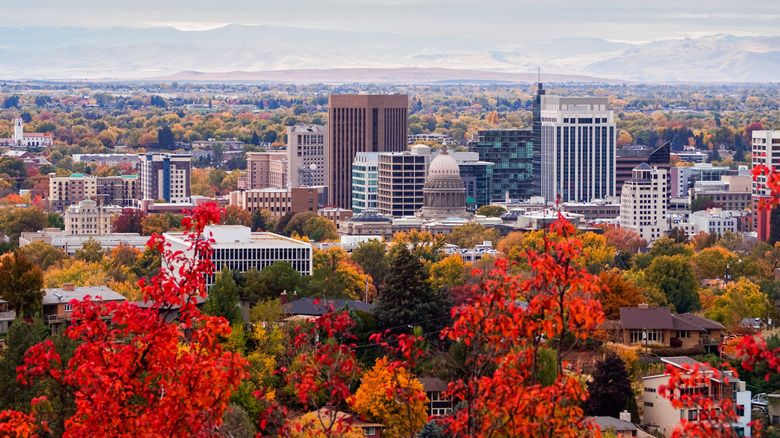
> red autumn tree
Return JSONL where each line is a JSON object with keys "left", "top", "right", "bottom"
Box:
{"left": 439, "top": 217, "right": 605, "bottom": 438}
{"left": 4, "top": 203, "right": 248, "bottom": 437}
{"left": 112, "top": 207, "right": 146, "bottom": 234}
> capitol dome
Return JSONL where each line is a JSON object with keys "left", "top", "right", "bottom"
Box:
{"left": 428, "top": 150, "right": 461, "bottom": 178}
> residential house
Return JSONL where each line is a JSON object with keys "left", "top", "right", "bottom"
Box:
{"left": 590, "top": 414, "right": 638, "bottom": 437}
{"left": 419, "top": 377, "right": 454, "bottom": 418}
{"left": 43, "top": 284, "right": 127, "bottom": 330}
{"left": 643, "top": 356, "right": 751, "bottom": 437}
{"left": 619, "top": 306, "right": 725, "bottom": 351}
{"left": 281, "top": 296, "right": 374, "bottom": 317}
{"left": 308, "top": 409, "right": 385, "bottom": 437}
{"left": 0, "top": 299, "right": 15, "bottom": 335}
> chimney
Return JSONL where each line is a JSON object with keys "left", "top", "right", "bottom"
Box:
{"left": 63, "top": 283, "right": 75, "bottom": 291}
{"left": 280, "top": 290, "right": 288, "bottom": 305}
{"left": 619, "top": 410, "right": 631, "bottom": 423}
{"left": 638, "top": 303, "right": 649, "bottom": 309}
{"left": 292, "top": 291, "right": 298, "bottom": 302}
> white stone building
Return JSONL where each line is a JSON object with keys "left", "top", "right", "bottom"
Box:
{"left": 164, "top": 225, "right": 312, "bottom": 288}
{"left": 620, "top": 163, "right": 668, "bottom": 243}
{"left": 64, "top": 199, "right": 116, "bottom": 235}
{"left": 2, "top": 118, "right": 54, "bottom": 147}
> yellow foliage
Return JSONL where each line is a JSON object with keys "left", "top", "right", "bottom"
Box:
{"left": 287, "top": 411, "right": 365, "bottom": 438}
{"left": 602, "top": 343, "right": 641, "bottom": 378}
{"left": 351, "top": 357, "right": 428, "bottom": 438}
{"left": 430, "top": 253, "right": 471, "bottom": 289}
{"left": 44, "top": 259, "right": 110, "bottom": 288}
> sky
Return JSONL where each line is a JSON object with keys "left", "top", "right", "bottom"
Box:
{"left": 6, "top": 0, "right": 780, "bottom": 43}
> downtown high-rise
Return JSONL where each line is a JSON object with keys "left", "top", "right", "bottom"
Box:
{"left": 533, "top": 84, "right": 616, "bottom": 203}
{"left": 327, "top": 94, "right": 408, "bottom": 209}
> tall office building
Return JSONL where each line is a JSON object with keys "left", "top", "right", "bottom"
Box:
{"left": 287, "top": 124, "right": 328, "bottom": 188}
{"left": 752, "top": 130, "right": 780, "bottom": 240}
{"left": 138, "top": 153, "right": 191, "bottom": 203}
{"left": 615, "top": 143, "right": 670, "bottom": 198}
{"left": 620, "top": 163, "right": 668, "bottom": 243}
{"left": 377, "top": 151, "right": 428, "bottom": 217}
{"left": 534, "top": 84, "right": 616, "bottom": 203}
{"left": 352, "top": 152, "right": 380, "bottom": 213}
{"left": 328, "top": 94, "right": 408, "bottom": 209}
{"left": 468, "top": 129, "right": 533, "bottom": 202}
{"left": 247, "top": 152, "right": 288, "bottom": 189}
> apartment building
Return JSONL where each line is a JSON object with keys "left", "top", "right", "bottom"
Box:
{"left": 64, "top": 199, "right": 114, "bottom": 235}
{"left": 49, "top": 173, "right": 139, "bottom": 211}
{"left": 247, "top": 152, "right": 288, "bottom": 189}
{"left": 138, "top": 153, "right": 191, "bottom": 203}
{"left": 620, "top": 164, "right": 668, "bottom": 243}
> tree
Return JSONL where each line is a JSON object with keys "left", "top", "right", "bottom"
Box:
{"left": 204, "top": 267, "right": 243, "bottom": 325}
{"left": 597, "top": 269, "right": 643, "bottom": 319}
{"left": 157, "top": 126, "right": 175, "bottom": 148}
{"left": 352, "top": 357, "right": 428, "bottom": 438}
{"left": 633, "top": 236, "right": 694, "bottom": 270}
{"left": 74, "top": 237, "right": 105, "bottom": 263}
{"left": 0, "top": 250, "right": 44, "bottom": 316}
{"left": 112, "top": 208, "right": 146, "bottom": 234}
{"left": 351, "top": 239, "right": 389, "bottom": 290}
{"left": 373, "top": 245, "right": 451, "bottom": 336}
{"left": 447, "top": 223, "right": 499, "bottom": 249}
{"left": 221, "top": 205, "right": 252, "bottom": 227}
{"left": 0, "top": 206, "right": 48, "bottom": 243}
{"left": 705, "top": 278, "right": 770, "bottom": 328}
{"left": 6, "top": 203, "right": 249, "bottom": 436}
{"left": 251, "top": 208, "right": 274, "bottom": 232}
{"left": 602, "top": 226, "right": 647, "bottom": 253}
{"left": 691, "top": 196, "right": 721, "bottom": 212}
{"left": 668, "top": 227, "right": 689, "bottom": 244}
{"left": 476, "top": 205, "right": 506, "bottom": 217}
{"left": 644, "top": 255, "right": 700, "bottom": 313}
{"left": 692, "top": 246, "right": 739, "bottom": 280}
{"left": 302, "top": 216, "right": 338, "bottom": 242}
{"left": 283, "top": 211, "right": 318, "bottom": 237}
{"left": 586, "top": 353, "right": 633, "bottom": 418}
{"left": 47, "top": 212, "right": 64, "bottom": 230}
{"left": 439, "top": 218, "right": 604, "bottom": 438}
{"left": 251, "top": 261, "right": 305, "bottom": 300}
{"left": 141, "top": 214, "right": 174, "bottom": 235}
{"left": 21, "top": 241, "right": 67, "bottom": 271}
{"left": 212, "top": 142, "right": 225, "bottom": 167}
{"left": 430, "top": 253, "right": 469, "bottom": 289}
{"left": 0, "top": 316, "right": 49, "bottom": 413}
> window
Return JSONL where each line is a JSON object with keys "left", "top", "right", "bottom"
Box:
{"left": 736, "top": 405, "right": 745, "bottom": 417}
{"left": 65, "top": 304, "right": 73, "bottom": 312}
{"left": 363, "top": 427, "right": 376, "bottom": 436}
{"left": 644, "top": 402, "right": 653, "bottom": 407}
{"left": 644, "top": 387, "right": 656, "bottom": 393}
{"left": 688, "top": 409, "right": 698, "bottom": 421}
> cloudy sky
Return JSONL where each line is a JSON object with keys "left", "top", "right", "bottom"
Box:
{"left": 6, "top": 0, "right": 780, "bottom": 43}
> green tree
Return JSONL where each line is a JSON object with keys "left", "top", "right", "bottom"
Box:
{"left": 250, "top": 261, "right": 306, "bottom": 300}
{"left": 705, "top": 278, "right": 770, "bottom": 328}
{"left": 302, "top": 216, "right": 338, "bottom": 242}
{"left": 476, "top": 205, "right": 507, "bottom": 217}
{"left": 586, "top": 353, "right": 633, "bottom": 418}
{"left": 251, "top": 208, "right": 274, "bottom": 232}
{"left": 47, "top": 212, "right": 65, "bottom": 230}
{"left": 0, "top": 316, "right": 49, "bottom": 412}
{"left": 351, "top": 239, "right": 390, "bottom": 287}
{"left": 447, "top": 222, "right": 500, "bottom": 248}
{"left": 204, "top": 267, "right": 243, "bottom": 325}
{"left": 373, "top": 245, "right": 451, "bottom": 336}
{"left": 0, "top": 206, "right": 48, "bottom": 243}
{"left": 21, "top": 240, "right": 68, "bottom": 271}
{"left": 283, "top": 211, "right": 318, "bottom": 237}
{"left": 644, "top": 254, "right": 700, "bottom": 313}
{"left": 0, "top": 250, "right": 44, "bottom": 315}
{"left": 74, "top": 237, "right": 105, "bottom": 263}
{"left": 633, "top": 236, "right": 694, "bottom": 270}
{"left": 212, "top": 142, "right": 225, "bottom": 168}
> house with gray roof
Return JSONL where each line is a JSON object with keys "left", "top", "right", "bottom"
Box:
{"left": 43, "top": 284, "right": 126, "bottom": 329}
{"left": 619, "top": 305, "right": 725, "bottom": 350}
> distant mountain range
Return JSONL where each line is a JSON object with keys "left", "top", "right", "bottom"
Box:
{"left": 1, "top": 25, "right": 778, "bottom": 83}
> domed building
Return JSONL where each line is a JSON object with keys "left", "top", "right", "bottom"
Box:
{"left": 416, "top": 147, "right": 472, "bottom": 220}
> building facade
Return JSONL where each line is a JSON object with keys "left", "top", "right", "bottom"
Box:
{"left": 229, "top": 187, "right": 318, "bottom": 217}
{"left": 73, "top": 154, "right": 140, "bottom": 168}
{"left": 164, "top": 225, "right": 313, "bottom": 288}
{"left": 20, "top": 229, "right": 148, "bottom": 255}
{"left": 138, "top": 153, "right": 191, "bottom": 203}
{"left": 620, "top": 163, "right": 668, "bottom": 243}
{"left": 2, "top": 118, "right": 55, "bottom": 147}
{"left": 535, "top": 87, "right": 616, "bottom": 203}
{"left": 64, "top": 199, "right": 113, "bottom": 235}
{"left": 615, "top": 143, "right": 670, "bottom": 199}
{"left": 752, "top": 130, "right": 780, "bottom": 240}
{"left": 417, "top": 148, "right": 470, "bottom": 220}
{"left": 49, "top": 173, "right": 139, "bottom": 211}
{"left": 351, "top": 152, "right": 380, "bottom": 213}
{"left": 377, "top": 151, "right": 428, "bottom": 217}
{"left": 468, "top": 129, "right": 532, "bottom": 202}
{"left": 247, "top": 152, "right": 288, "bottom": 189}
{"left": 287, "top": 124, "right": 328, "bottom": 188}
{"left": 328, "top": 94, "right": 408, "bottom": 209}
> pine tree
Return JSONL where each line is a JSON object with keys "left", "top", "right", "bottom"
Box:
{"left": 586, "top": 353, "right": 633, "bottom": 418}
{"left": 373, "top": 245, "right": 451, "bottom": 336}
{"left": 203, "top": 267, "right": 242, "bottom": 324}
{"left": 769, "top": 207, "right": 780, "bottom": 246}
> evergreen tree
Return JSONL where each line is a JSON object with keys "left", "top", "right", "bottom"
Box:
{"left": 203, "top": 267, "right": 242, "bottom": 325}
{"left": 373, "top": 245, "right": 451, "bottom": 336}
{"left": 587, "top": 353, "right": 633, "bottom": 418}
{"left": 0, "top": 316, "right": 48, "bottom": 412}
{"left": 250, "top": 131, "right": 260, "bottom": 146}
{"left": 157, "top": 126, "right": 175, "bottom": 148}
{"left": 769, "top": 207, "right": 780, "bottom": 246}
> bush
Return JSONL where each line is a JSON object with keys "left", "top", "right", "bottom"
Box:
{"left": 651, "top": 345, "right": 704, "bottom": 357}
{"left": 670, "top": 337, "right": 683, "bottom": 348}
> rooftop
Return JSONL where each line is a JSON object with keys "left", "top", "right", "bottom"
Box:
{"left": 43, "top": 285, "right": 126, "bottom": 306}
{"left": 282, "top": 297, "right": 375, "bottom": 316}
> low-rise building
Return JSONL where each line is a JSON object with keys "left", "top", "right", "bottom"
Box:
{"left": 49, "top": 173, "right": 139, "bottom": 211}
{"left": 229, "top": 187, "right": 318, "bottom": 217}
{"left": 43, "top": 284, "right": 127, "bottom": 330}
{"left": 164, "top": 225, "right": 313, "bottom": 288}
{"left": 72, "top": 154, "right": 140, "bottom": 167}
{"left": 20, "top": 229, "right": 148, "bottom": 255}
{"left": 619, "top": 306, "right": 725, "bottom": 350}
{"left": 317, "top": 207, "right": 353, "bottom": 228}
{"left": 64, "top": 199, "right": 115, "bottom": 235}
{"left": 643, "top": 356, "right": 751, "bottom": 437}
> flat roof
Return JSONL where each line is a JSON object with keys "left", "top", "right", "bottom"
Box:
{"left": 43, "top": 285, "right": 126, "bottom": 305}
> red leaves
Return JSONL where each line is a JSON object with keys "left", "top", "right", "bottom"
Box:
{"left": 6, "top": 203, "right": 248, "bottom": 437}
